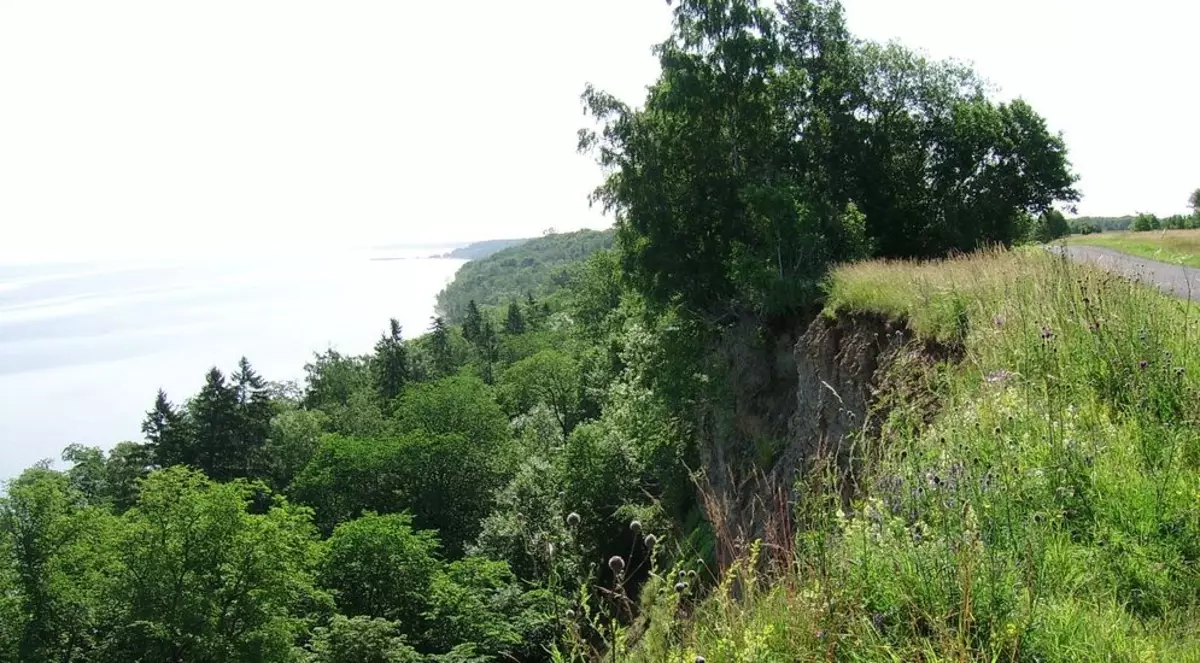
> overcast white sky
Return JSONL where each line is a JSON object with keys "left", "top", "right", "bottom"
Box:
{"left": 1, "top": 1, "right": 1196, "bottom": 263}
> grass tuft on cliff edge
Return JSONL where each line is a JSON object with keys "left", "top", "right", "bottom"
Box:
{"left": 619, "top": 248, "right": 1200, "bottom": 662}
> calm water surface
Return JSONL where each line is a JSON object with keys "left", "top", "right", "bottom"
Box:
{"left": 0, "top": 248, "right": 464, "bottom": 479}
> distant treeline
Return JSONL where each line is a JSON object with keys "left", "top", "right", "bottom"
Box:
{"left": 435, "top": 229, "right": 614, "bottom": 323}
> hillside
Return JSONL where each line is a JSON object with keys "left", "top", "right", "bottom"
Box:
{"left": 432, "top": 238, "right": 530, "bottom": 260}
{"left": 435, "top": 228, "right": 614, "bottom": 323}
{"left": 616, "top": 248, "right": 1200, "bottom": 660}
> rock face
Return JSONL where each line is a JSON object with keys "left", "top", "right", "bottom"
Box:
{"left": 699, "top": 311, "right": 959, "bottom": 564}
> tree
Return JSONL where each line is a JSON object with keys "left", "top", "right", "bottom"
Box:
{"left": 62, "top": 442, "right": 151, "bottom": 512}
{"left": 1189, "top": 188, "right": 1200, "bottom": 217}
{"left": 393, "top": 376, "right": 510, "bottom": 448}
{"left": 142, "top": 389, "right": 191, "bottom": 468}
{"left": 99, "top": 468, "right": 321, "bottom": 662}
{"left": 428, "top": 316, "right": 454, "bottom": 377}
{"left": 1132, "top": 212, "right": 1161, "bottom": 232}
{"left": 263, "top": 407, "right": 328, "bottom": 491}
{"left": 373, "top": 319, "right": 410, "bottom": 404}
{"left": 462, "top": 301, "right": 483, "bottom": 346}
{"left": 232, "top": 356, "right": 273, "bottom": 475}
{"left": 318, "top": 513, "right": 440, "bottom": 627}
{"left": 303, "top": 349, "right": 373, "bottom": 413}
{"left": 0, "top": 468, "right": 118, "bottom": 662}
{"left": 499, "top": 350, "right": 582, "bottom": 440}
{"left": 290, "top": 432, "right": 504, "bottom": 556}
{"left": 187, "top": 367, "right": 244, "bottom": 481}
{"left": 504, "top": 300, "right": 526, "bottom": 335}
{"left": 580, "top": 0, "right": 1078, "bottom": 320}
{"left": 303, "top": 616, "right": 420, "bottom": 663}
{"left": 1033, "top": 209, "right": 1071, "bottom": 242}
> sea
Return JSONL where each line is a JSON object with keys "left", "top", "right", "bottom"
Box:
{"left": 0, "top": 246, "right": 466, "bottom": 481}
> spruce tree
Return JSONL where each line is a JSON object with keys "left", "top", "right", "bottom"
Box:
{"left": 430, "top": 316, "right": 454, "bottom": 377}
{"left": 232, "top": 357, "right": 272, "bottom": 477}
{"left": 189, "top": 367, "right": 241, "bottom": 481}
{"left": 462, "top": 300, "right": 483, "bottom": 345}
{"left": 142, "top": 389, "right": 192, "bottom": 468}
{"left": 373, "top": 318, "right": 410, "bottom": 403}
{"left": 504, "top": 300, "right": 526, "bottom": 335}
{"left": 478, "top": 318, "right": 500, "bottom": 385}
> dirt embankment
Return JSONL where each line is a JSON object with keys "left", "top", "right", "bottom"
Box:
{"left": 698, "top": 311, "right": 960, "bottom": 562}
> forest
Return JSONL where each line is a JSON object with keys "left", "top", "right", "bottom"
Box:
{"left": 10, "top": 0, "right": 1191, "bottom": 661}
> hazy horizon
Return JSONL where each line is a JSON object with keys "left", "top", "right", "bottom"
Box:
{"left": 2, "top": 1, "right": 1197, "bottom": 264}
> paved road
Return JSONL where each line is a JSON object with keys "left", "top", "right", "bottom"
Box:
{"left": 1055, "top": 245, "right": 1200, "bottom": 302}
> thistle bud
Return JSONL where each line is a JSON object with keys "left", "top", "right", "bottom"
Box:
{"left": 608, "top": 555, "right": 625, "bottom": 574}
{"left": 566, "top": 512, "right": 581, "bottom": 527}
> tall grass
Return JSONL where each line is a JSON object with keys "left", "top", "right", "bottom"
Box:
{"left": 618, "top": 248, "right": 1200, "bottom": 661}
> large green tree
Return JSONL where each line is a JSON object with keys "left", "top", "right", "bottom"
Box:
{"left": 581, "top": 0, "right": 1078, "bottom": 319}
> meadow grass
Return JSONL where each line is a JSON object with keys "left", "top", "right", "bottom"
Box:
{"left": 1064, "top": 229, "right": 1200, "bottom": 268}
{"left": 612, "top": 248, "right": 1200, "bottom": 662}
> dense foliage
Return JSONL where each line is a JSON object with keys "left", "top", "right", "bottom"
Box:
{"left": 435, "top": 229, "right": 614, "bottom": 323}
{"left": 580, "top": 0, "right": 1078, "bottom": 319}
{"left": 8, "top": 1, "right": 1193, "bottom": 660}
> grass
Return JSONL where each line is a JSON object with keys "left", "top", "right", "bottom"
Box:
{"left": 599, "top": 247, "right": 1200, "bottom": 661}
{"left": 1064, "top": 229, "right": 1200, "bottom": 268}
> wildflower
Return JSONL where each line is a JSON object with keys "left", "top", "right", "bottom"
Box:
{"left": 675, "top": 581, "right": 688, "bottom": 593}
{"left": 688, "top": 569, "right": 697, "bottom": 578}
{"left": 695, "top": 657, "right": 706, "bottom": 663}
{"left": 678, "top": 569, "right": 687, "bottom": 580}
{"left": 609, "top": 555, "right": 625, "bottom": 574}
{"left": 629, "top": 520, "right": 642, "bottom": 534}
{"left": 1175, "top": 366, "right": 1185, "bottom": 377}
{"left": 993, "top": 315, "right": 1005, "bottom": 328}
{"left": 872, "top": 612, "right": 885, "bottom": 632}
{"left": 1040, "top": 326, "right": 1055, "bottom": 340}
{"left": 984, "top": 369, "right": 1011, "bottom": 384}
{"left": 1139, "top": 360, "right": 1148, "bottom": 370}
{"left": 816, "top": 630, "right": 826, "bottom": 640}
{"left": 565, "top": 609, "right": 576, "bottom": 619}
{"left": 644, "top": 534, "right": 658, "bottom": 548}
{"left": 566, "top": 512, "right": 580, "bottom": 527}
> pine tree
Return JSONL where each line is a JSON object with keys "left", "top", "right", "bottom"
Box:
{"left": 373, "top": 318, "right": 410, "bottom": 403}
{"left": 478, "top": 318, "right": 500, "bottom": 385}
{"left": 430, "top": 316, "right": 454, "bottom": 377}
{"left": 504, "top": 300, "right": 526, "bottom": 335}
{"left": 142, "top": 389, "right": 192, "bottom": 468}
{"left": 523, "top": 292, "right": 542, "bottom": 330}
{"left": 189, "top": 367, "right": 241, "bottom": 481}
{"left": 232, "top": 357, "right": 272, "bottom": 477}
{"left": 462, "top": 300, "right": 483, "bottom": 345}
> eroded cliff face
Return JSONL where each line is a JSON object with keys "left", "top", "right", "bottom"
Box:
{"left": 697, "top": 311, "right": 958, "bottom": 559}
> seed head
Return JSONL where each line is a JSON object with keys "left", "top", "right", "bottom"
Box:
{"left": 644, "top": 534, "right": 658, "bottom": 548}
{"left": 630, "top": 520, "right": 642, "bottom": 534}
{"left": 674, "top": 581, "right": 688, "bottom": 593}
{"left": 565, "top": 608, "right": 576, "bottom": 619}
{"left": 608, "top": 555, "right": 625, "bottom": 574}
{"left": 695, "top": 657, "right": 706, "bottom": 663}
{"left": 566, "top": 512, "right": 581, "bottom": 527}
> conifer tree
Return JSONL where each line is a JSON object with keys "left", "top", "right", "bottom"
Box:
{"left": 429, "top": 316, "right": 454, "bottom": 377}
{"left": 142, "top": 389, "right": 192, "bottom": 468}
{"left": 373, "top": 318, "right": 410, "bottom": 403}
{"left": 462, "top": 300, "right": 483, "bottom": 345}
{"left": 189, "top": 367, "right": 241, "bottom": 481}
{"left": 504, "top": 301, "right": 526, "bottom": 335}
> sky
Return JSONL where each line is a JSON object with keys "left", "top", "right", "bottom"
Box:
{"left": 1, "top": 0, "right": 1196, "bottom": 263}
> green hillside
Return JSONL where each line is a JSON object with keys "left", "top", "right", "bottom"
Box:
{"left": 435, "top": 228, "right": 614, "bottom": 323}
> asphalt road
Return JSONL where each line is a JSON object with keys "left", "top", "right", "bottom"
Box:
{"left": 1055, "top": 244, "right": 1200, "bottom": 302}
